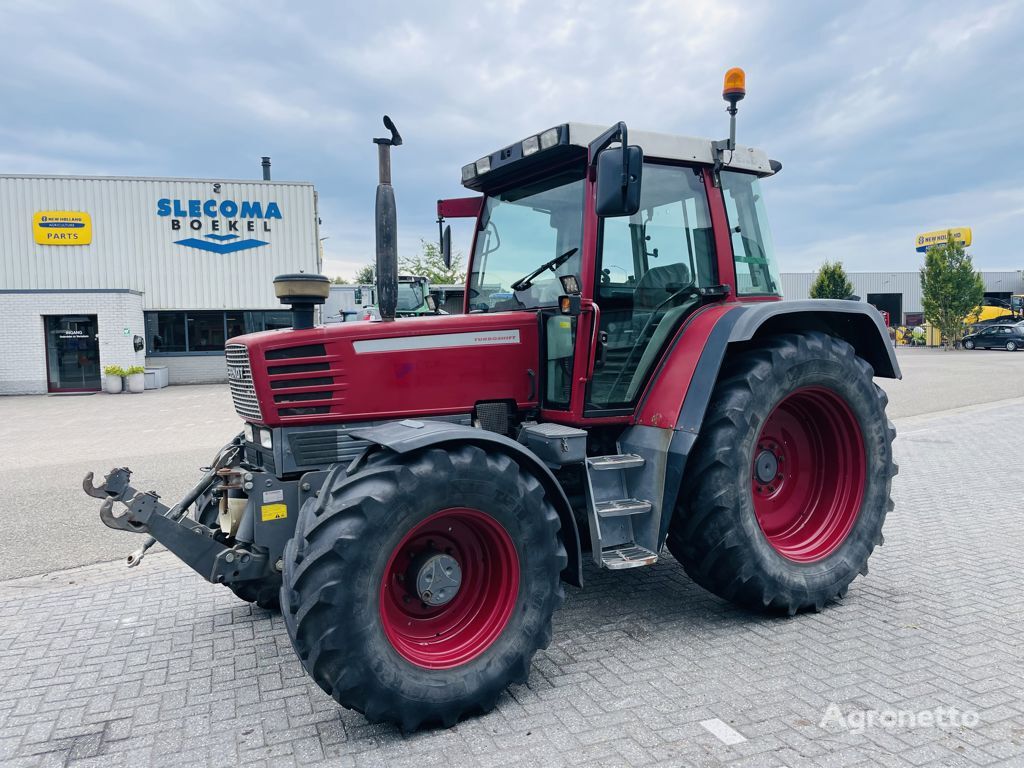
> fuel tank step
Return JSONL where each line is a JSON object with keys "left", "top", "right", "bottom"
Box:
{"left": 595, "top": 498, "right": 652, "bottom": 518}
{"left": 586, "top": 454, "right": 645, "bottom": 471}
{"left": 600, "top": 544, "right": 659, "bottom": 570}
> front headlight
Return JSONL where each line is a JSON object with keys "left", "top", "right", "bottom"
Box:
{"left": 243, "top": 423, "right": 254, "bottom": 443}
{"left": 260, "top": 428, "right": 273, "bottom": 449}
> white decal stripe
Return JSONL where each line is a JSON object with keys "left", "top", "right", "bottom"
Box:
{"left": 353, "top": 329, "right": 521, "bottom": 354}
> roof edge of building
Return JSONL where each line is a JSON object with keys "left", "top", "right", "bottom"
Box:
{"left": 0, "top": 173, "right": 314, "bottom": 187}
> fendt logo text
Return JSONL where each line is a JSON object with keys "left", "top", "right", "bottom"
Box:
{"left": 157, "top": 198, "right": 282, "bottom": 254}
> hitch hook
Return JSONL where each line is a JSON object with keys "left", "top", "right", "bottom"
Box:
{"left": 98, "top": 493, "right": 149, "bottom": 533}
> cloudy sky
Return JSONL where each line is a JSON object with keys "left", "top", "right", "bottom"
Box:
{"left": 1, "top": 0, "right": 1019, "bottom": 279}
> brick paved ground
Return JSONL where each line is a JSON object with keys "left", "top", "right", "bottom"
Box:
{"left": 2, "top": 398, "right": 1023, "bottom": 767}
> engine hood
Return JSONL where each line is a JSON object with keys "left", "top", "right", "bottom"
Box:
{"left": 226, "top": 312, "right": 540, "bottom": 427}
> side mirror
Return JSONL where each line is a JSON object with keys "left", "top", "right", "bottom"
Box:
{"left": 426, "top": 295, "right": 438, "bottom": 312}
{"left": 595, "top": 145, "right": 643, "bottom": 217}
{"left": 441, "top": 225, "right": 452, "bottom": 268}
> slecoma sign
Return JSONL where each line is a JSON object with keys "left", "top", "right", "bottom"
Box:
{"left": 157, "top": 198, "right": 282, "bottom": 254}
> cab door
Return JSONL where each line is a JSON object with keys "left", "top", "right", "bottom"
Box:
{"left": 584, "top": 163, "right": 719, "bottom": 414}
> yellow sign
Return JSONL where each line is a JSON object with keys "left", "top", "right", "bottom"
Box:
{"left": 33, "top": 211, "right": 92, "bottom": 245}
{"left": 915, "top": 227, "right": 971, "bottom": 253}
{"left": 260, "top": 503, "right": 287, "bottom": 521}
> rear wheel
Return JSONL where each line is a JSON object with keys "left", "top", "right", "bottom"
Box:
{"left": 668, "top": 332, "right": 896, "bottom": 614}
{"left": 281, "top": 445, "right": 565, "bottom": 730}
{"left": 1007, "top": 341, "right": 1017, "bottom": 352}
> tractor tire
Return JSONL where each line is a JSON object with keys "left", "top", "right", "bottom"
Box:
{"left": 281, "top": 445, "right": 566, "bottom": 730}
{"left": 668, "top": 331, "right": 896, "bottom": 615}
{"left": 196, "top": 496, "right": 281, "bottom": 611}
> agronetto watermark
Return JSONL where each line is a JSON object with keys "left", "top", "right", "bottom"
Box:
{"left": 819, "top": 703, "right": 979, "bottom": 735}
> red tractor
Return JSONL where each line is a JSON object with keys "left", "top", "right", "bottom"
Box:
{"left": 85, "top": 72, "right": 898, "bottom": 730}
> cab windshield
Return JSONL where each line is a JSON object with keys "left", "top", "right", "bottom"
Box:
{"left": 397, "top": 281, "right": 426, "bottom": 312}
{"left": 467, "top": 164, "right": 585, "bottom": 312}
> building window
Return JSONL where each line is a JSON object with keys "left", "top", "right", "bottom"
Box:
{"left": 145, "top": 310, "right": 292, "bottom": 355}
{"left": 147, "top": 312, "right": 187, "bottom": 353}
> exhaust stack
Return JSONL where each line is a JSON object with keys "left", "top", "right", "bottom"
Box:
{"left": 261, "top": 156, "right": 271, "bottom": 180}
{"left": 373, "top": 116, "right": 402, "bottom": 321}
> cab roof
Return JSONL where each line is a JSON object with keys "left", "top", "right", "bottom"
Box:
{"left": 461, "top": 121, "right": 774, "bottom": 193}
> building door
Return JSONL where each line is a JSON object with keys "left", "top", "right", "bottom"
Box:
{"left": 44, "top": 315, "right": 100, "bottom": 392}
{"left": 866, "top": 293, "right": 903, "bottom": 326}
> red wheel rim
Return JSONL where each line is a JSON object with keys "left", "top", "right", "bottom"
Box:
{"left": 751, "top": 386, "right": 866, "bottom": 563}
{"left": 380, "top": 508, "right": 520, "bottom": 669}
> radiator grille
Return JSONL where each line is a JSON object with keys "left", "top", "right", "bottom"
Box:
{"left": 225, "top": 344, "right": 262, "bottom": 421}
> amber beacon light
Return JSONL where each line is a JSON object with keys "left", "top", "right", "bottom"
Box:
{"left": 723, "top": 67, "right": 746, "bottom": 105}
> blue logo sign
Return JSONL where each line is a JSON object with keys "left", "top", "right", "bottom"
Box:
{"left": 157, "top": 198, "right": 281, "bottom": 254}
{"left": 172, "top": 234, "right": 269, "bottom": 254}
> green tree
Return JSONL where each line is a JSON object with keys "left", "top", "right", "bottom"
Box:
{"left": 919, "top": 232, "right": 984, "bottom": 347}
{"left": 353, "top": 264, "right": 375, "bottom": 284}
{"left": 331, "top": 275, "right": 350, "bottom": 285}
{"left": 399, "top": 240, "right": 466, "bottom": 285}
{"left": 809, "top": 260, "right": 855, "bottom": 299}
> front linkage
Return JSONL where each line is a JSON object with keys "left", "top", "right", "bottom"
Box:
{"left": 82, "top": 436, "right": 289, "bottom": 591}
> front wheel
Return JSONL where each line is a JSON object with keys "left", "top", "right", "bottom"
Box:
{"left": 1007, "top": 341, "right": 1017, "bottom": 352}
{"left": 281, "top": 445, "right": 566, "bottom": 730}
{"left": 668, "top": 332, "right": 896, "bottom": 614}
{"left": 964, "top": 339, "right": 975, "bottom": 349}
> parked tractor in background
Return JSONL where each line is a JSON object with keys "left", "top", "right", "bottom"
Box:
{"left": 362, "top": 274, "right": 442, "bottom": 319}
{"left": 84, "top": 70, "right": 898, "bottom": 731}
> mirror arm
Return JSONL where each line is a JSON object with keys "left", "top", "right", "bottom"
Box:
{"left": 587, "top": 121, "right": 628, "bottom": 166}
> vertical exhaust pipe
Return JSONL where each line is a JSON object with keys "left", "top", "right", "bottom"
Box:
{"left": 261, "top": 156, "right": 271, "bottom": 180}
{"left": 373, "top": 116, "right": 402, "bottom": 321}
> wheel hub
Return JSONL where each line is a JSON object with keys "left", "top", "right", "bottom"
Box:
{"left": 754, "top": 449, "right": 780, "bottom": 484}
{"left": 409, "top": 552, "right": 462, "bottom": 606}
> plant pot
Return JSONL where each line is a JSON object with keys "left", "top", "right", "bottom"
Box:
{"left": 104, "top": 374, "right": 123, "bottom": 394}
{"left": 126, "top": 372, "right": 145, "bottom": 394}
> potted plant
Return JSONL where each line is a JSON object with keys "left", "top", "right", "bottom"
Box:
{"left": 103, "top": 365, "right": 126, "bottom": 394}
{"left": 125, "top": 365, "right": 146, "bottom": 394}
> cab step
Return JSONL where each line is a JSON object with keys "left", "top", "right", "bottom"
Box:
{"left": 586, "top": 454, "right": 645, "bottom": 471}
{"left": 595, "top": 498, "right": 652, "bottom": 517}
{"left": 600, "top": 544, "right": 659, "bottom": 570}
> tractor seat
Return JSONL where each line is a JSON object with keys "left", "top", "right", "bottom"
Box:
{"left": 634, "top": 263, "right": 692, "bottom": 310}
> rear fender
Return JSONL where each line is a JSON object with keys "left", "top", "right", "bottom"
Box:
{"left": 635, "top": 299, "right": 900, "bottom": 548}
{"left": 348, "top": 420, "right": 583, "bottom": 587}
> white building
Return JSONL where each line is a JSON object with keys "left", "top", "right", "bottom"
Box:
{"left": 0, "top": 174, "right": 320, "bottom": 394}
{"left": 781, "top": 271, "right": 1024, "bottom": 325}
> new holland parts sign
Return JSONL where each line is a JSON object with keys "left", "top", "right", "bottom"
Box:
{"left": 33, "top": 211, "right": 92, "bottom": 245}
{"left": 157, "top": 198, "right": 281, "bottom": 254}
{"left": 915, "top": 227, "right": 972, "bottom": 253}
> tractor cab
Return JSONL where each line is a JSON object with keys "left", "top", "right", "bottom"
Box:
{"left": 444, "top": 120, "right": 782, "bottom": 420}
{"left": 396, "top": 275, "right": 437, "bottom": 316}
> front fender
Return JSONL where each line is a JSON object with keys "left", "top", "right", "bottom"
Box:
{"left": 348, "top": 420, "right": 583, "bottom": 587}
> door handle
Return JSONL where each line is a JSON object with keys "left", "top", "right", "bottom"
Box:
{"left": 595, "top": 331, "right": 608, "bottom": 369}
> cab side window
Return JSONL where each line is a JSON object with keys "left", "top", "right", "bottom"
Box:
{"left": 589, "top": 164, "right": 716, "bottom": 409}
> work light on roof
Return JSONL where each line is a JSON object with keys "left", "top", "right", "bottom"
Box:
{"left": 521, "top": 135, "right": 540, "bottom": 156}
{"left": 475, "top": 156, "right": 491, "bottom": 175}
{"left": 461, "top": 163, "right": 477, "bottom": 182}
{"left": 539, "top": 127, "right": 560, "bottom": 150}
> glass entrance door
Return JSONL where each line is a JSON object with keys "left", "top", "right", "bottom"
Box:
{"left": 44, "top": 315, "right": 100, "bottom": 392}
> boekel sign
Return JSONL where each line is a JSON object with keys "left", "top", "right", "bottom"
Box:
{"left": 33, "top": 211, "right": 92, "bottom": 245}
